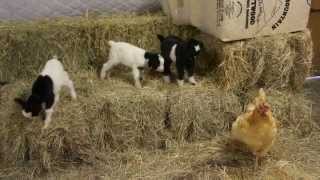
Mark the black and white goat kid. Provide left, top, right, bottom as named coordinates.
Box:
left=100, top=41, right=165, bottom=88
left=157, top=35, right=203, bottom=86
left=15, top=56, right=77, bottom=129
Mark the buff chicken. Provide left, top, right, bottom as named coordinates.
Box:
left=231, top=88, right=278, bottom=165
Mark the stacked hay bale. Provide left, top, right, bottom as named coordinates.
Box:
left=0, top=13, right=318, bottom=179
left=198, top=31, right=313, bottom=91
left=242, top=89, right=316, bottom=137
left=0, top=79, right=97, bottom=173
left=85, top=77, right=169, bottom=151
left=0, top=72, right=167, bottom=172
left=0, top=14, right=199, bottom=173
left=0, top=14, right=198, bottom=81
left=168, top=85, right=241, bottom=142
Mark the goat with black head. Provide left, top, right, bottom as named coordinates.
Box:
left=15, top=56, right=77, bottom=129
left=100, top=41, right=164, bottom=88
left=157, top=35, right=203, bottom=86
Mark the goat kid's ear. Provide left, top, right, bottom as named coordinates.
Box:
left=199, top=41, right=204, bottom=49
left=157, top=34, right=165, bottom=42
left=188, top=38, right=203, bottom=46
left=144, top=52, right=156, bottom=61
left=14, top=98, right=26, bottom=108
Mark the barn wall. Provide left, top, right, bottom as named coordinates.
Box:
left=0, top=0, right=161, bottom=20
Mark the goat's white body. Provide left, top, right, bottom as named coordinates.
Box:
left=107, top=41, right=147, bottom=68
left=23, top=57, right=77, bottom=129
left=41, top=59, right=68, bottom=94
left=169, top=44, right=177, bottom=63
left=44, top=58, right=76, bottom=129
left=100, top=41, right=164, bottom=88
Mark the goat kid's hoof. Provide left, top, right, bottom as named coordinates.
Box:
left=177, top=80, right=184, bottom=87
left=188, top=76, right=197, bottom=85
left=163, top=76, right=171, bottom=83
left=135, top=84, right=143, bottom=89
left=71, top=94, right=77, bottom=100
left=100, top=73, right=109, bottom=80
left=190, top=82, right=197, bottom=86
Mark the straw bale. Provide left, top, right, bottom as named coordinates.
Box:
left=0, top=80, right=97, bottom=173
left=84, top=75, right=169, bottom=151
left=1, top=78, right=319, bottom=179
left=0, top=71, right=170, bottom=172
left=2, top=133, right=320, bottom=179
left=288, top=32, right=313, bottom=90
left=168, top=85, right=241, bottom=142
left=243, top=88, right=317, bottom=137
left=0, top=13, right=317, bottom=178
left=0, top=13, right=198, bottom=81
left=198, top=31, right=312, bottom=91
left=51, top=132, right=320, bottom=179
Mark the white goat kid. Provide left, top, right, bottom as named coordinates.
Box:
left=100, top=41, right=164, bottom=88
left=15, top=56, right=77, bottom=129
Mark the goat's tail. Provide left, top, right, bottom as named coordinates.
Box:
left=52, top=55, right=58, bottom=60
left=108, top=40, right=116, bottom=46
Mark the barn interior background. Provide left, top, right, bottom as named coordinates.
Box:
left=0, top=0, right=161, bottom=20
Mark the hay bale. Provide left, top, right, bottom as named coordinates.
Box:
left=198, top=31, right=312, bottom=91
left=243, top=88, right=317, bottom=137
left=85, top=76, right=169, bottom=151
left=0, top=71, right=170, bottom=172
left=288, top=33, right=313, bottom=90
left=0, top=80, right=97, bottom=173
left=0, top=13, right=198, bottom=81
left=168, top=85, right=241, bottom=142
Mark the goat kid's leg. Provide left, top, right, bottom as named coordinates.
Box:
left=176, top=65, right=185, bottom=87
left=132, top=68, right=142, bottom=88
left=138, top=68, right=144, bottom=81
left=43, top=109, right=54, bottom=129
left=100, top=61, right=117, bottom=79
left=163, top=60, right=172, bottom=83
left=186, top=67, right=197, bottom=85
left=64, top=73, right=77, bottom=100
left=42, top=94, right=60, bottom=129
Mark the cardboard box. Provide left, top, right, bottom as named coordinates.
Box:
left=161, top=0, right=170, bottom=16
left=162, top=0, right=311, bottom=41
left=308, top=12, right=320, bottom=65
left=167, top=0, right=191, bottom=25
left=312, top=0, right=320, bottom=10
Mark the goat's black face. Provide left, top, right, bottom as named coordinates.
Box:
left=144, top=52, right=165, bottom=72
left=15, top=95, right=42, bottom=118
left=25, top=95, right=42, bottom=117
left=187, top=39, right=203, bottom=57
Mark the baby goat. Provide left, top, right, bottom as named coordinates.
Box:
left=157, top=35, right=203, bottom=86
left=100, top=41, right=165, bottom=88
left=15, top=56, right=77, bottom=129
